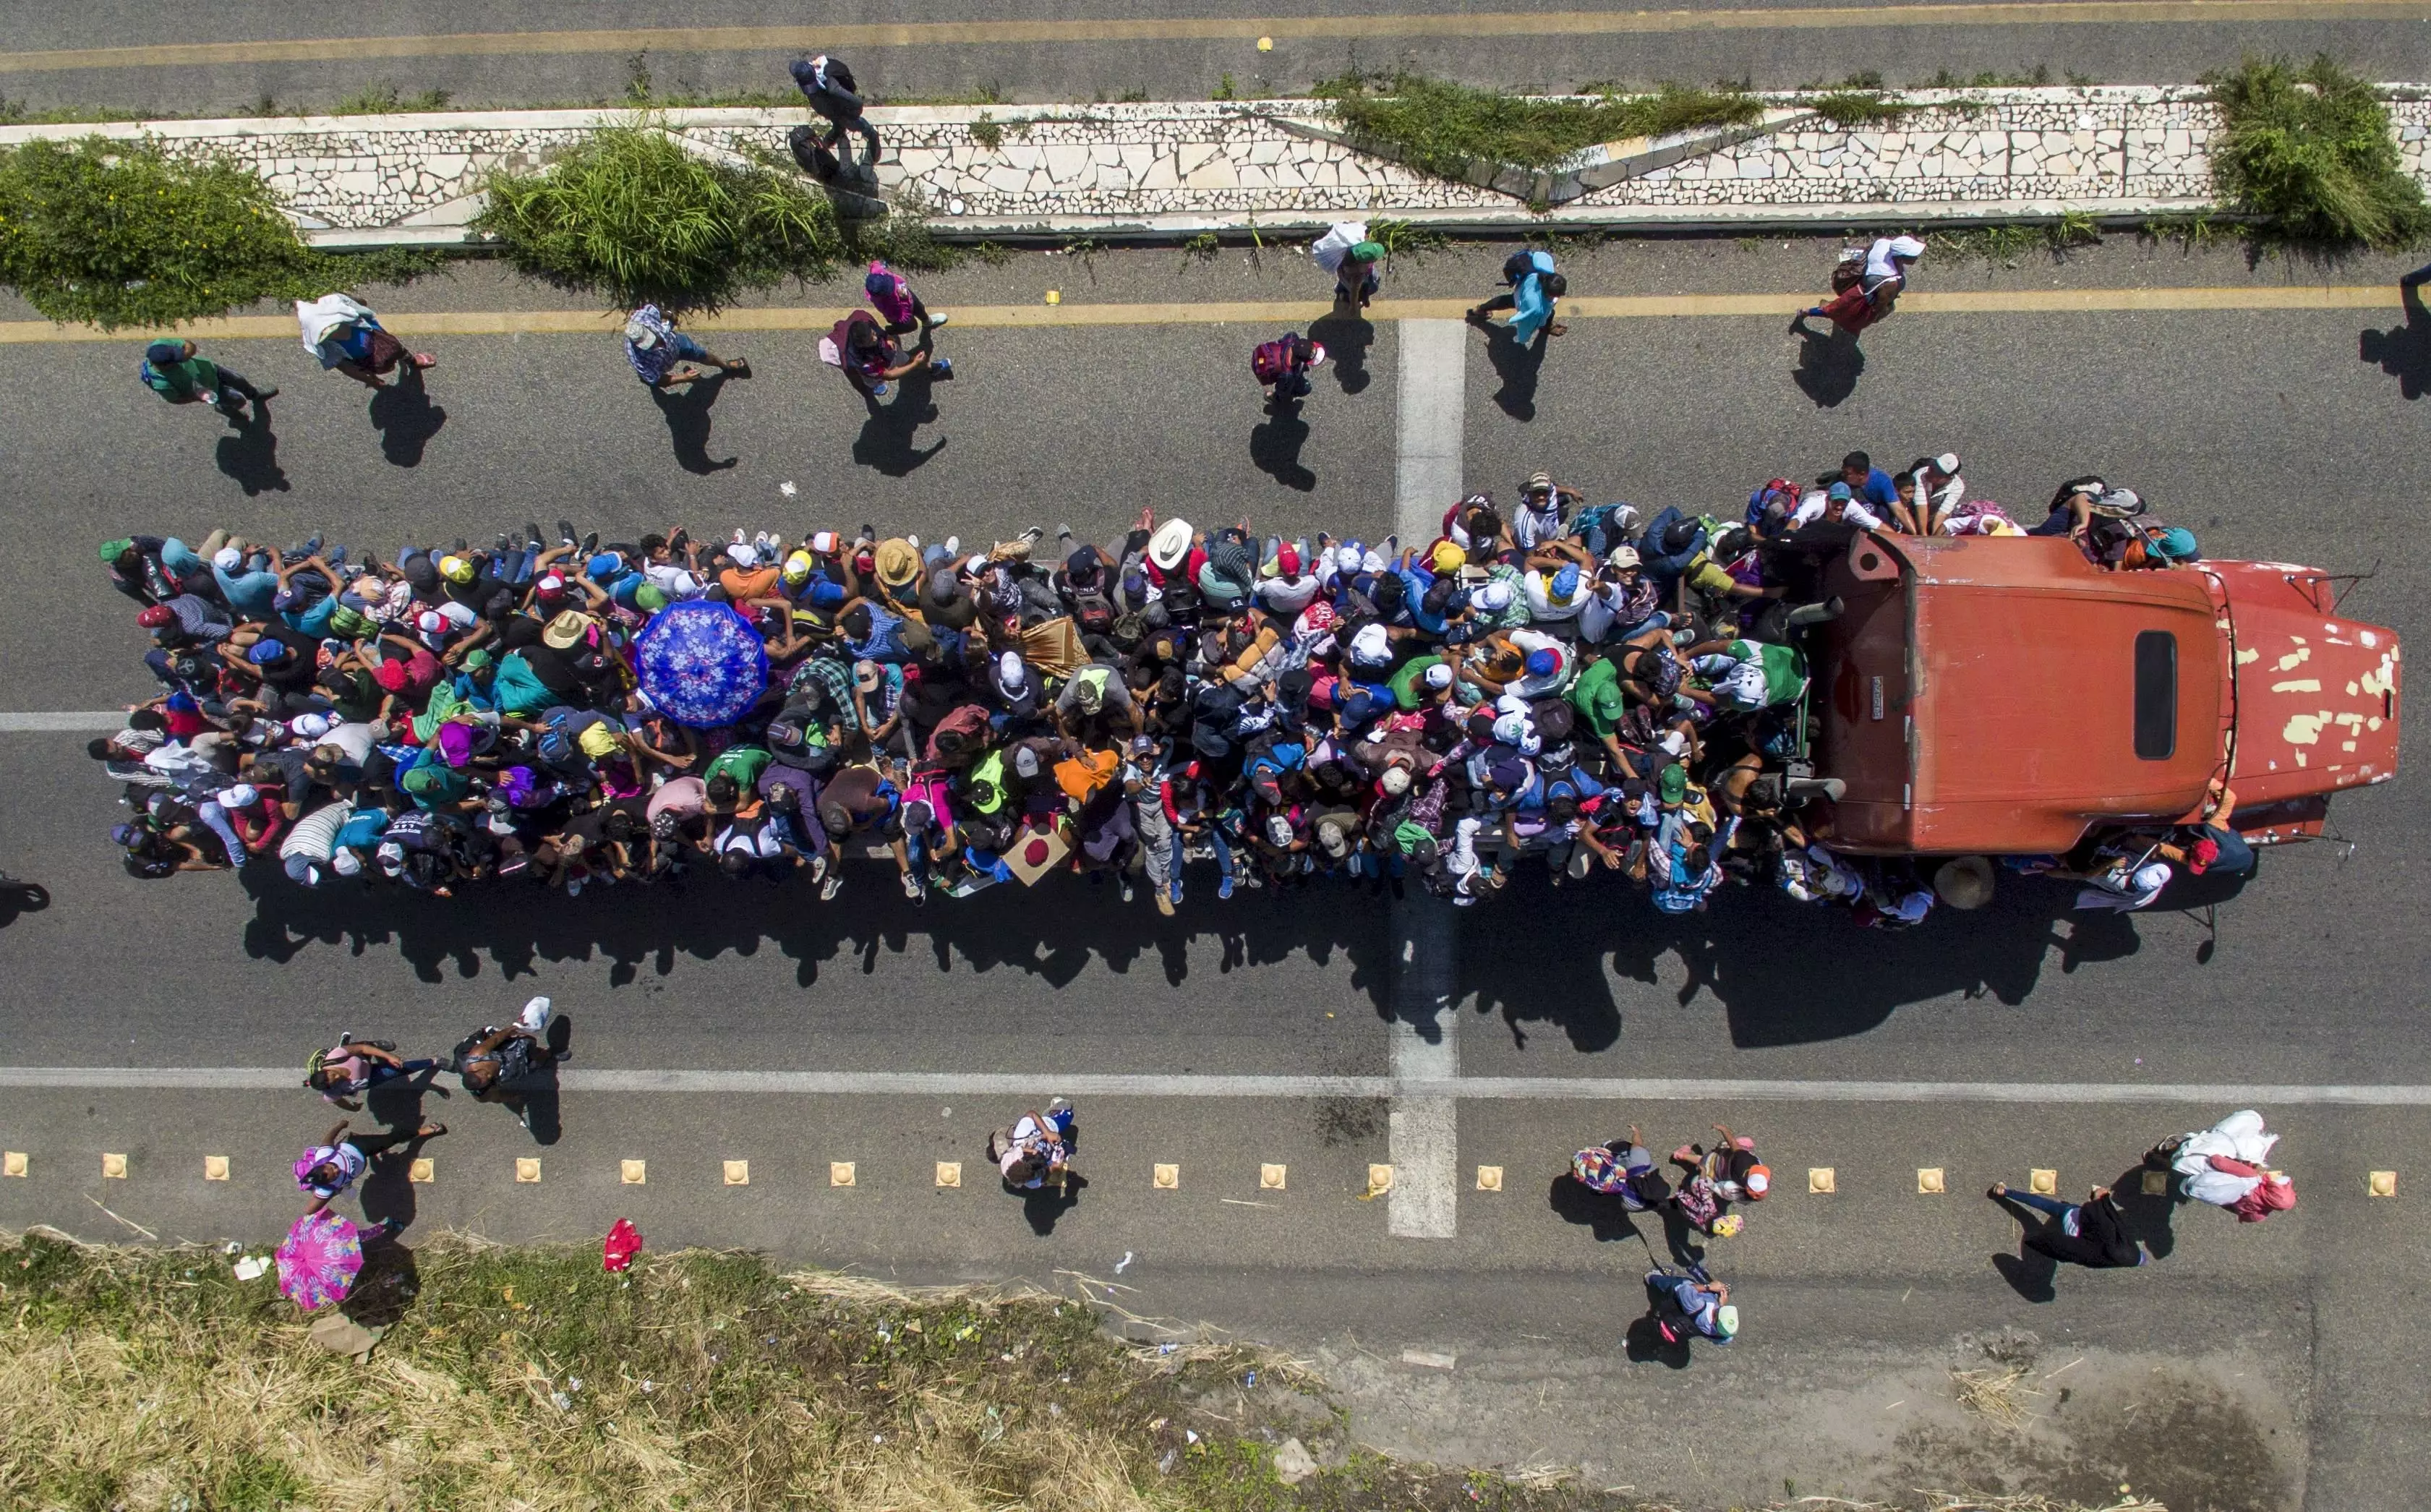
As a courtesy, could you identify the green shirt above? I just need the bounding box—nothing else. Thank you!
[704,746,774,790]
[143,354,220,402]
[1388,654,1448,711]
[1568,657,1628,738]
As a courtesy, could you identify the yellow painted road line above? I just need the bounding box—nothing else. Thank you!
[0,285,2398,345]
[0,1,2423,74]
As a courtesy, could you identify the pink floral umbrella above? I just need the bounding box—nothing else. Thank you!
[275,1210,364,1312]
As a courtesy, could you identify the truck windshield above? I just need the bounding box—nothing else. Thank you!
[2134,630,2177,760]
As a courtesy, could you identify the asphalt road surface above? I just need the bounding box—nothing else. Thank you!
[0,0,2424,114]
[1,237,2427,1508]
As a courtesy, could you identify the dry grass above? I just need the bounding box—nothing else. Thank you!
[1948,1364,2046,1429]
[0,1229,2172,1512]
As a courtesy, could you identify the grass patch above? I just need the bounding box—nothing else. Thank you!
[473,116,949,313]
[1809,91,1916,127]
[329,83,456,115]
[1920,65,2054,88]
[2205,53,2431,249]
[0,1230,1646,1512]
[0,1231,2196,1512]
[969,111,1005,152]
[1928,211,2103,265]
[1315,72,1761,178]
[0,134,439,328]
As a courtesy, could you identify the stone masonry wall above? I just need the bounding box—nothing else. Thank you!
[1,88,2424,236]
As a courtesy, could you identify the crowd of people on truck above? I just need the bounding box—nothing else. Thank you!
[90,448,2252,916]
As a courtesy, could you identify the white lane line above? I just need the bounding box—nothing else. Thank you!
[0,712,127,731]
[4,1066,2431,1103]
[1395,318,1467,533]
[1389,900,1460,1239]
[1386,317,1468,1241]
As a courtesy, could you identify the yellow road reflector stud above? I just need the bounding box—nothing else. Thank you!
[515,1158,541,1184]
[101,1153,127,1179]
[203,1156,230,1182]
[1476,1165,1504,1192]
[1259,1163,1286,1191]
[1808,1166,1836,1195]
[1044,289,1061,305]
[621,1160,647,1186]
[1257,35,1274,49]
[935,1161,962,1188]
[2370,1170,2398,1198]
[722,1161,750,1187]
[409,1158,435,1184]
[2,1152,23,1177]
[1366,1163,1395,1196]
[1153,1163,1181,1189]
[831,1161,857,1187]
[1916,1167,1945,1195]
[2029,1168,2059,1195]
[2142,1169,2171,1196]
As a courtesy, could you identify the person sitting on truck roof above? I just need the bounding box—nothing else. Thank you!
[1788,481,1883,532]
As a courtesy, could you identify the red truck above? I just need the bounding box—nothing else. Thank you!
[1810,533,2401,855]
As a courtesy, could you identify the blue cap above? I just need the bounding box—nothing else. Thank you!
[145,340,184,364]
[2154,526,2200,560]
[247,641,285,665]
[1525,647,1560,677]
[1551,565,1581,599]
[1827,482,1853,501]
[864,268,892,296]
[789,58,816,82]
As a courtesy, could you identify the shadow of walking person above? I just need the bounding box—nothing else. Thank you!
[1019,1171,1086,1234]
[1481,324,1547,421]
[1309,310,1375,396]
[1249,402,1315,491]
[215,409,290,495]
[2115,1160,2179,1260]
[1790,317,1865,407]
[651,374,741,473]
[1547,1171,1641,1243]
[341,1238,422,1329]
[852,367,947,476]
[369,367,447,467]
[2359,281,2431,399]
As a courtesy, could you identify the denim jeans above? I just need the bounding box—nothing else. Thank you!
[2004,1188,2077,1225]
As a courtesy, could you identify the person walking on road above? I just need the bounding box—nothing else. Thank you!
[824,309,950,406]
[1795,234,1923,337]
[791,55,880,174]
[305,1033,442,1110]
[1990,1179,2146,1270]
[296,293,435,390]
[623,304,750,390]
[140,338,275,419]
[1252,331,1323,411]
[1312,221,1383,311]
[295,1117,445,1218]
[1469,248,1567,343]
[452,996,563,1104]
[1644,1268,1737,1346]
[866,260,949,339]
[990,1098,1076,1189]
[2151,1109,2296,1223]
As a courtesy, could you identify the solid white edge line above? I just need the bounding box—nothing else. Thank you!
[5,1067,2431,1103]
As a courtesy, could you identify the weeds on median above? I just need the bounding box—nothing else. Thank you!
[1315,72,1762,179]
[0,135,441,328]
[1928,210,2104,266]
[2205,53,2431,250]
[472,116,953,314]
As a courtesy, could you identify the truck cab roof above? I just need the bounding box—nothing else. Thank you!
[1810,533,2398,855]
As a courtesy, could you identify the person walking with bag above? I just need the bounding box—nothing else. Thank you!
[1794,234,1923,338]
[1468,248,1567,342]
[296,293,435,390]
[2151,1109,2297,1223]
[791,54,881,173]
[1989,1179,2147,1270]
[989,1098,1075,1189]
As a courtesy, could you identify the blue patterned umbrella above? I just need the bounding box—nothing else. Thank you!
[634,600,768,728]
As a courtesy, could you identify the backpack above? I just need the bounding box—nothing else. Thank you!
[1503,249,1544,285]
[1070,586,1114,634]
[1251,335,1302,384]
[1673,1173,1721,1229]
